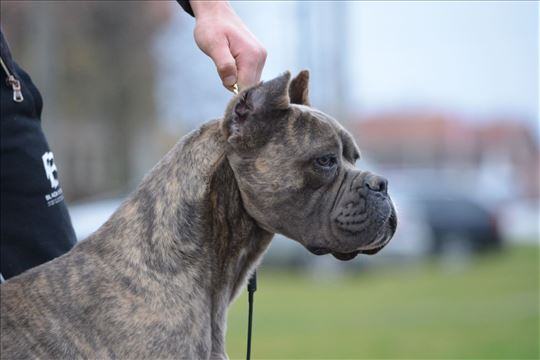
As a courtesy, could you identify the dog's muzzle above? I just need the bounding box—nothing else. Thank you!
[309,172,397,261]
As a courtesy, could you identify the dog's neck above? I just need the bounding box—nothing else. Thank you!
[91,120,272,357]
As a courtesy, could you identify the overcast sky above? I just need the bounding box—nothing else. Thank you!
[348,1,538,122]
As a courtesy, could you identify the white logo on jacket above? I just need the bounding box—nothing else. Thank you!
[42,151,59,189]
[42,151,64,206]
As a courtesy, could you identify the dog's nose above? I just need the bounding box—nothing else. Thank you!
[365,175,388,194]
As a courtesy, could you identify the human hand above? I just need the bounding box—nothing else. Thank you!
[191,1,267,91]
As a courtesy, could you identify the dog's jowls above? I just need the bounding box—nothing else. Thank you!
[0,71,396,359]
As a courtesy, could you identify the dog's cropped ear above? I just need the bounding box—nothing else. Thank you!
[289,70,310,106]
[249,71,291,112]
[223,72,291,149]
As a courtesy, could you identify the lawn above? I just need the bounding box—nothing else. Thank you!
[226,246,539,359]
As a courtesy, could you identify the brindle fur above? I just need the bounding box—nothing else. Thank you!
[0,71,396,359]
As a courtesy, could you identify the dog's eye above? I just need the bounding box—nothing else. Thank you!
[315,155,337,169]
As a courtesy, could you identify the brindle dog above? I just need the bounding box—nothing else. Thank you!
[0,71,396,359]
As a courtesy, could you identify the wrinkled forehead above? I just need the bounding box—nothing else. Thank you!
[288,104,360,161]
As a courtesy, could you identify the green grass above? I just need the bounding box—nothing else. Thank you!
[226,246,539,359]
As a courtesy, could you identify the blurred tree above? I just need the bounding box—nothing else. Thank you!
[1,0,172,200]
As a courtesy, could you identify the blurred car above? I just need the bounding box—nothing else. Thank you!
[416,193,503,256]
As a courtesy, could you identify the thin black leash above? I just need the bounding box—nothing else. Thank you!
[231,84,257,360]
[246,271,257,360]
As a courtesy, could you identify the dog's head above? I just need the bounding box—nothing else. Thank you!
[222,71,397,260]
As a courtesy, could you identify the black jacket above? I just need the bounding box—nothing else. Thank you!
[0,1,194,280]
[0,30,77,280]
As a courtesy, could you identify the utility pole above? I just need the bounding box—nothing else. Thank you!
[296,2,349,121]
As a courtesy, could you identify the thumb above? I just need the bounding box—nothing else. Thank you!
[206,41,238,88]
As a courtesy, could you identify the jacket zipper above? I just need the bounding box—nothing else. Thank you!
[0,56,24,103]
